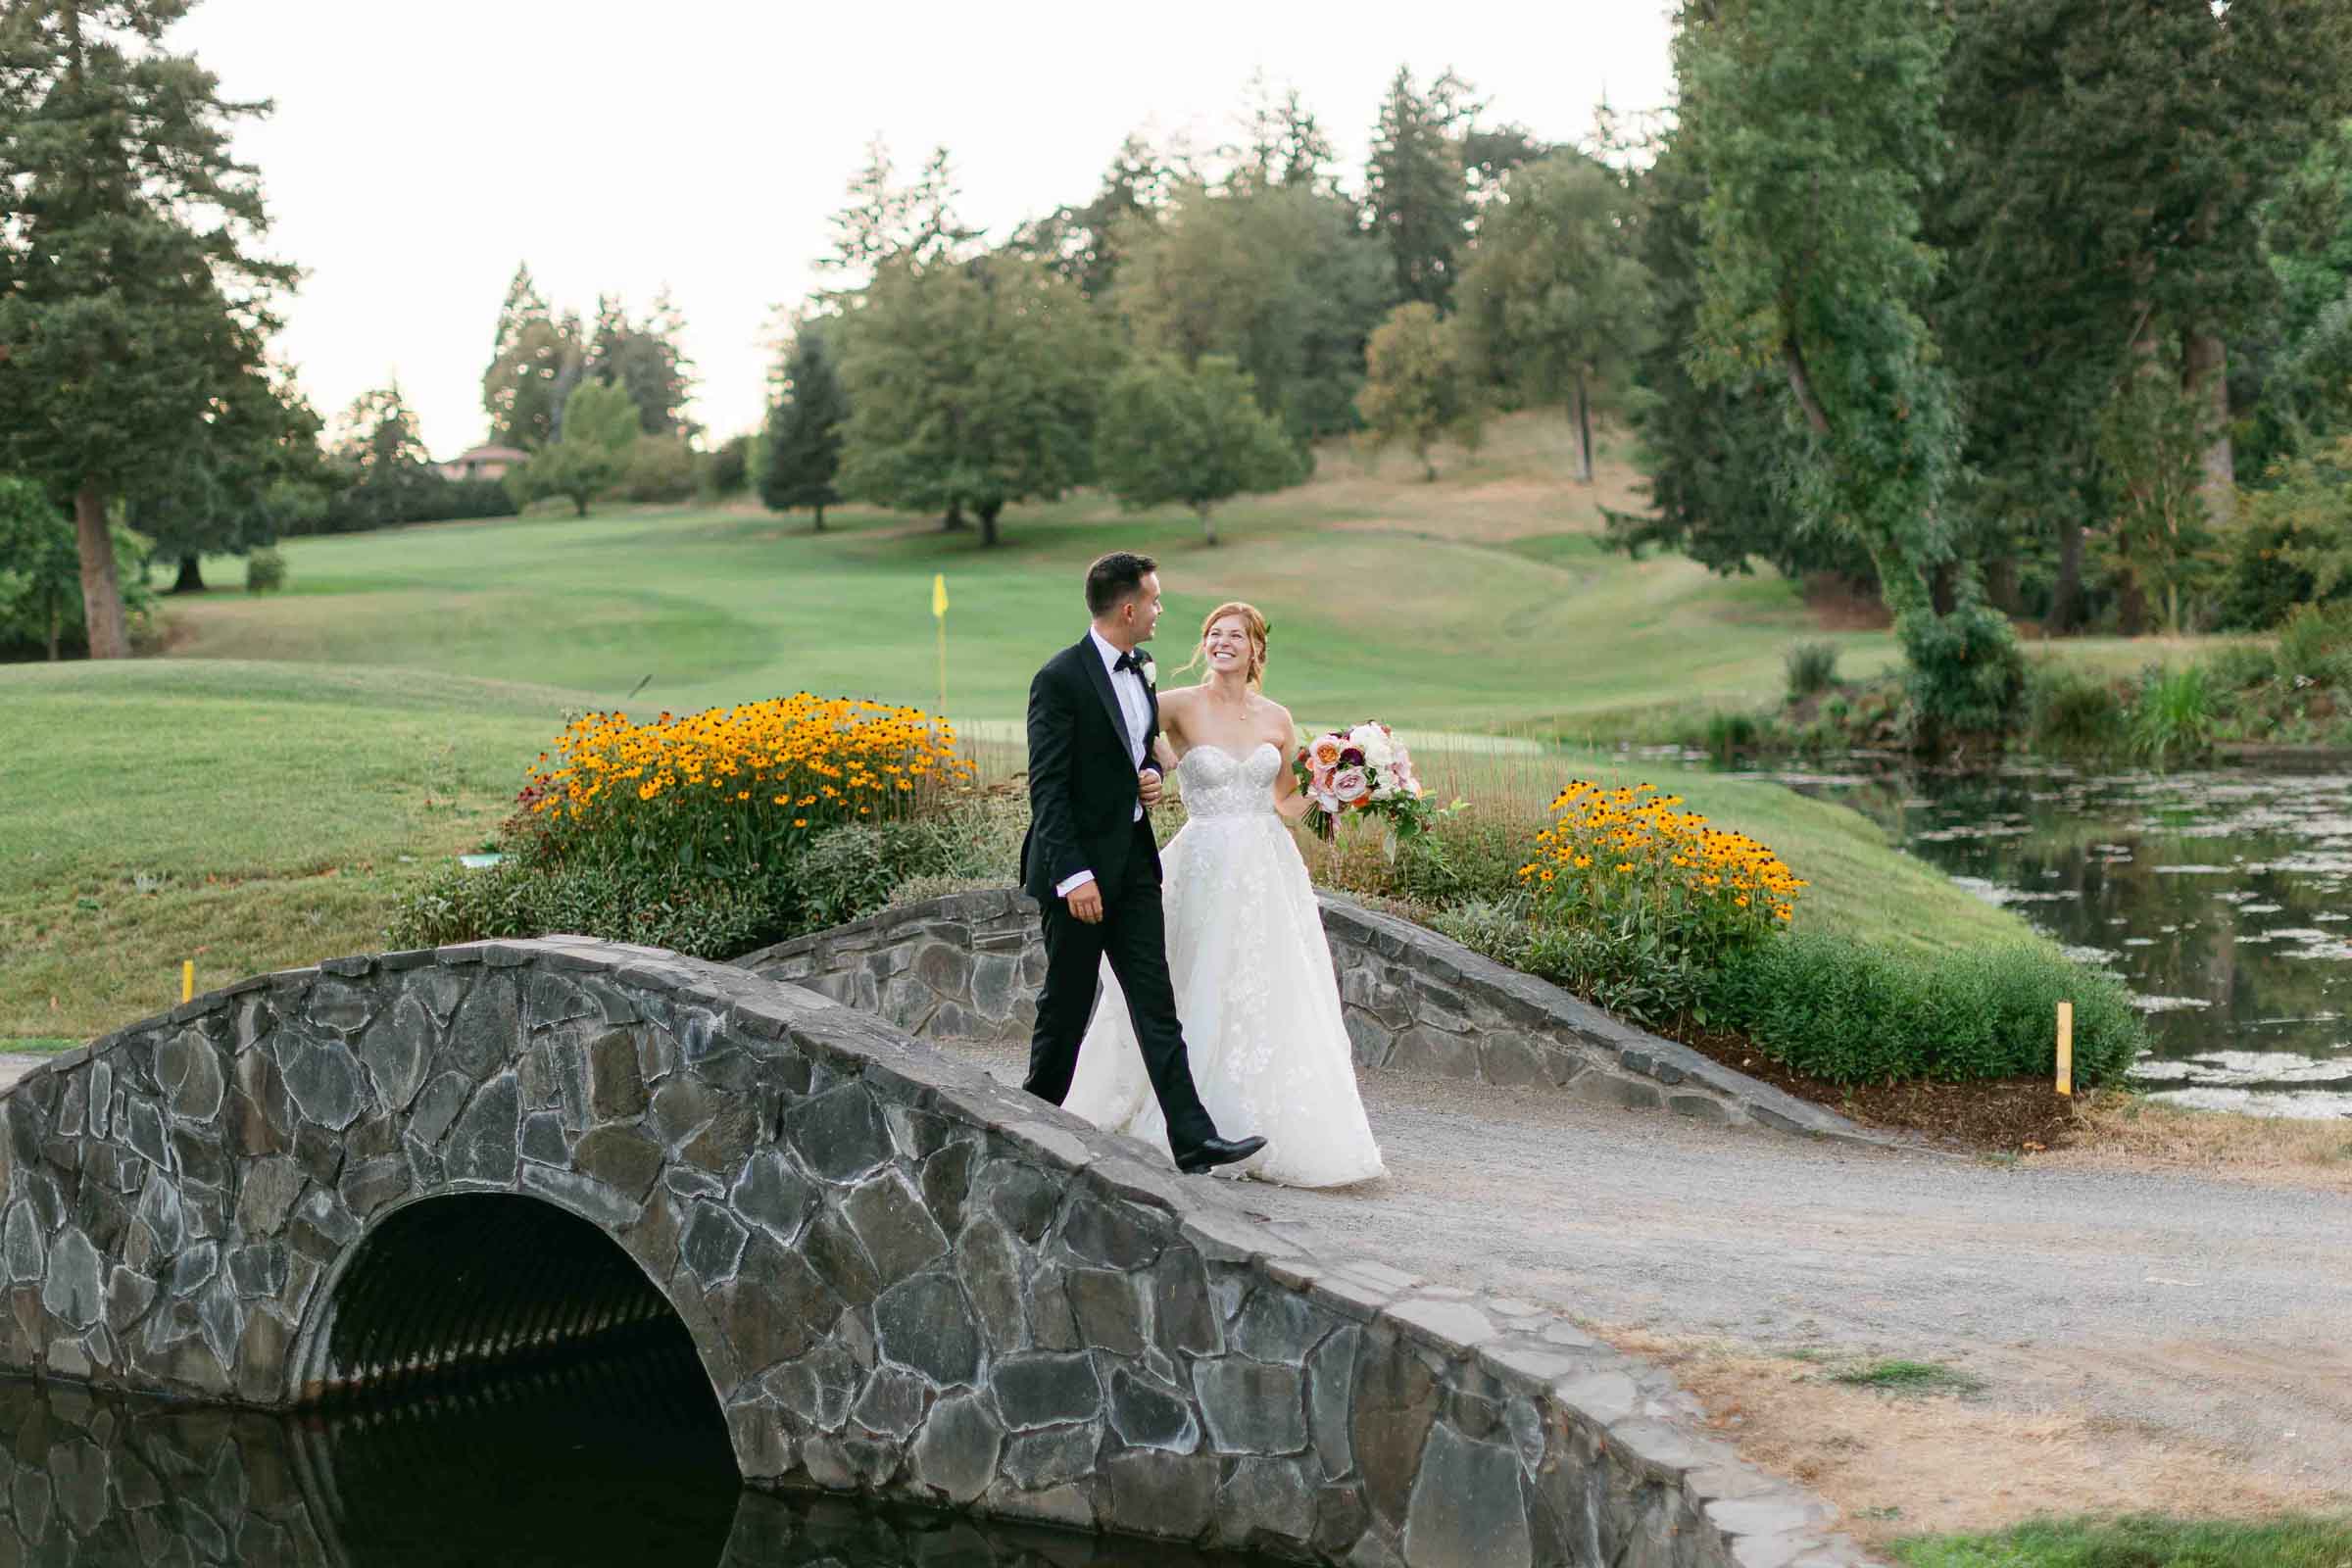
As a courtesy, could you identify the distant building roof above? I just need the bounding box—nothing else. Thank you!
[448,444,529,463]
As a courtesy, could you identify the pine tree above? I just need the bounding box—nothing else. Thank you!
[760,322,848,528]
[1364,66,1478,311]
[0,0,298,658]
[481,262,580,449]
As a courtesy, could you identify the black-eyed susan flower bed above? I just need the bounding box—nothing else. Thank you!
[391,695,992,958]
[515,694,979,876]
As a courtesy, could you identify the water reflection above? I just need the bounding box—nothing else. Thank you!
[1733,761,2352,1116]
[0,1349,1266,1567]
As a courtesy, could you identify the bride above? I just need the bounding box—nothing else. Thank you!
[1061,602,1386,1188]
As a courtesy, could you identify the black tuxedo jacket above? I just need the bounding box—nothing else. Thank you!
[1020,636,1159,904]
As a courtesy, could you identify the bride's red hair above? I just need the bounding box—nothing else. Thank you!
[1182,601,1269,689]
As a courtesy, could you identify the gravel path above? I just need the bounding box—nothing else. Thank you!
[956,1040,2352,1498]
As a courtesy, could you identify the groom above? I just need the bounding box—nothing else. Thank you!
[1019,552,1267,1175]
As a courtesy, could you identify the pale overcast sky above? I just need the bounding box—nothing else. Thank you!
[172,2,1678,459]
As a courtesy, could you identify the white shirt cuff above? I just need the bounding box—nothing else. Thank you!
[1054,869,1096,899]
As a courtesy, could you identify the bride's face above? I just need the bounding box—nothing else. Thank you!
[1202,614,1254,676]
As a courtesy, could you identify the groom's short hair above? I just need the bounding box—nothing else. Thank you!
[1085,551,1157,616]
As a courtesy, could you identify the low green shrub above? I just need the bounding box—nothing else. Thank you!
[2024,663,2126,754]
[2201,641,2278,692]
[1704,930,2143,1086]
[1897,602,2027,745]
[387,858,778,959]
[244,547,287,594]
[1784,640,1840,702]
[1522,915,1711,1029]
[1704,711,1760,759]
[2274,600,2352,688]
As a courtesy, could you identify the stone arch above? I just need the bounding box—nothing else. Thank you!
[288,1191,710,1407]
[0,937,1866,1567]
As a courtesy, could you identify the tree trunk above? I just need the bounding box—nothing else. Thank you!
[172,553,206,593]
[942,503,967,531]
[1573,369,1594,484]
[2048,517,2084,634]
[1929,561,1959,616]
[977,503,1001,548]
[1984,551,2022,616]
[74,483,129,660]
[1197,502,1217,547]
[811,504,825,533]
[2181,328,2233,528]
[45,604,61,662]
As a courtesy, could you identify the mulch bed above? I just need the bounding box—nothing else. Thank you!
[1673,1025,2087,1153]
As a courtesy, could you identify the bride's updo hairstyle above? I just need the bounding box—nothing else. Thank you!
[1185,601,1269,690]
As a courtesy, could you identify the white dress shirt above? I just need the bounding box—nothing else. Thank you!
[1055,629,1152,899]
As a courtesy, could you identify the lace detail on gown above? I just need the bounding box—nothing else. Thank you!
[1060,742,1387,1188]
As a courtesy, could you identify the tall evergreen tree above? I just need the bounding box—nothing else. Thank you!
[582,290,697,439]
[1111,179,1391,438]
[0,0,297,658]
[131,364,320,591]
[481,262,581,450]
[1610,136,1876,589]
[1364,66,1478,312]
[1932,0,2352,627]
[1007,134,1174,300]
[760,321,848,528]
[834,254,1116,547]
[1678,0,2023,741]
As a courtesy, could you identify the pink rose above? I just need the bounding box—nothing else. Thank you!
[1331,767,1371,804]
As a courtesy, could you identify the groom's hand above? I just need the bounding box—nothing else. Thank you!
[1138,767,1163,807]
[1066,882,1105,924]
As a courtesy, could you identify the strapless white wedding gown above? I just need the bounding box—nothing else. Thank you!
[1061,742,1386,1188]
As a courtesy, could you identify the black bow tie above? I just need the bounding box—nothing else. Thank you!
[1113,649,1144,675]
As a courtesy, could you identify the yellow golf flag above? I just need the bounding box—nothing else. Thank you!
[931,573,950,619]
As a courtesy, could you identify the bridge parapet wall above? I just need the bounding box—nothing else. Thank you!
[742,890,1878,1146]
[1,938,1868,1566]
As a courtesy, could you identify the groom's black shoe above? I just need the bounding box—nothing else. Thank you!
[1176,1135,1267,1175]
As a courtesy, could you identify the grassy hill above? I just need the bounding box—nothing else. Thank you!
[5,416,2064,1043]
[160,416,1909,734]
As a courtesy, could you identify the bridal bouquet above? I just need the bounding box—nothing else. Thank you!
[1293,720,1437,843]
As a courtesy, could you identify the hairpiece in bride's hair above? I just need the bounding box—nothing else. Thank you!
[1182,601,1268,690]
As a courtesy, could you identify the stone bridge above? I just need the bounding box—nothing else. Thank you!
[0,937,1868,1568]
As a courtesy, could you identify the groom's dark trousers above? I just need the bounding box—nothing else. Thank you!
[1019,637,1218,1156]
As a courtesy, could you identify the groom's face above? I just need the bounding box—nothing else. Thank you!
[1118,571,1164,645]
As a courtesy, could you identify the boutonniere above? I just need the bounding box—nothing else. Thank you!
[1139,655,1156,688]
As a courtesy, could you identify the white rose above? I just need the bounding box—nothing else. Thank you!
[1139,656,1157,687]
[1362,734,1395,769]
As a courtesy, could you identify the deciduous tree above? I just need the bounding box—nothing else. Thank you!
[1096,355,1306,546]
[1356,302,1483,480]
[1459,152,1648,482]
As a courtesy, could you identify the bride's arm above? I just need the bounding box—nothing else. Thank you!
[1268,706,1313,823]
[1152,690,1185,773]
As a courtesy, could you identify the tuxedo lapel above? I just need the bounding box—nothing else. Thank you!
[1075,638,1136,763]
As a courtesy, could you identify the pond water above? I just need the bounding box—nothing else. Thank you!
[1736,760,2352,1117]
[0,1341,1270,1567]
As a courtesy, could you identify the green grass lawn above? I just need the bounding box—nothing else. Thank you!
[0,662,559,1040]
[161,416,1907,732]
[1893,1515,2352,1568]
[2,657,2036,1044]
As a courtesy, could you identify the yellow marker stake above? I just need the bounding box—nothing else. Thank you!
[2055,1001,2074,1097]
[181,960,194,1006]
[931,573,950,717]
